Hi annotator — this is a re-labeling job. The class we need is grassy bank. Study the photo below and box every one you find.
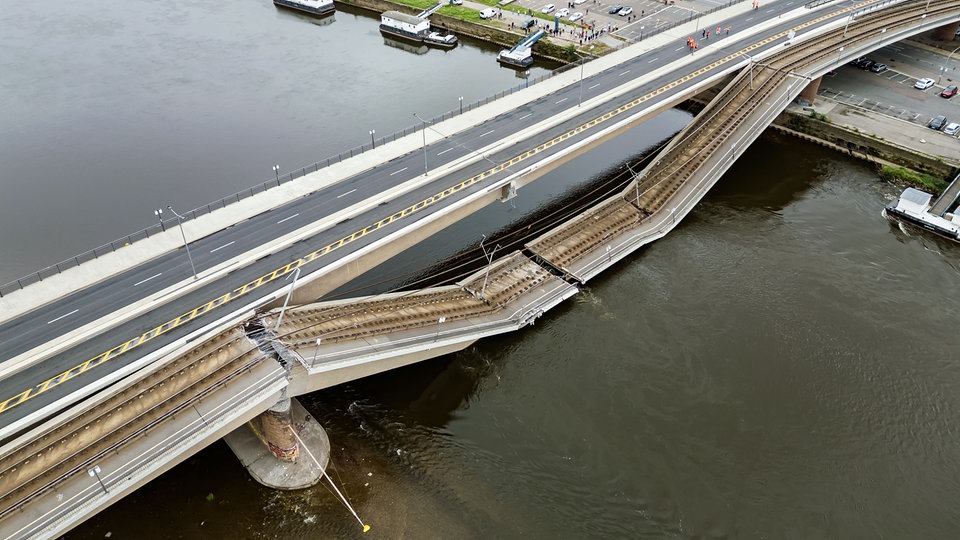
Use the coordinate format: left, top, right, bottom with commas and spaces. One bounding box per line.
880, 165, 948, 196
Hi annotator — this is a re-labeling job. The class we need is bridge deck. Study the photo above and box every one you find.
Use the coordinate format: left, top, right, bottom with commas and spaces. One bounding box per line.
266, 252, 574, 362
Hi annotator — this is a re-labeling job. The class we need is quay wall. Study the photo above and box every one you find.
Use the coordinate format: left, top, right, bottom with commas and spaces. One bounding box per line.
772, 109, 959, 180
334, 0, 573, 63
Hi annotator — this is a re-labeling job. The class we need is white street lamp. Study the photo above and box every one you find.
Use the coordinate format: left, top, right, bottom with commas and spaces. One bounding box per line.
413, 113, 429, 176
87, 465, 107, 494
576, 45, 595, 108
154, 208, 165, 232
274, 266, 301, 332
167, 205, 198, 280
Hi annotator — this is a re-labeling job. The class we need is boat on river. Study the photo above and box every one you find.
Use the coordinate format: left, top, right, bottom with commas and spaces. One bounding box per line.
424, 31, 458, 48
274, 0, 335, 17
497, 29, 545, 68
883, 187, 960, 243
380, 11, 431, 43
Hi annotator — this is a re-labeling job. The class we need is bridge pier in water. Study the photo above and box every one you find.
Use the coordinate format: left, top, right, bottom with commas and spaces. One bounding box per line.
223, 396, 330, 490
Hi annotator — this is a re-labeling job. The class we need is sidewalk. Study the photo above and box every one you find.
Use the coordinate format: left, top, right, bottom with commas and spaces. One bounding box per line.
801, 97, 960, 165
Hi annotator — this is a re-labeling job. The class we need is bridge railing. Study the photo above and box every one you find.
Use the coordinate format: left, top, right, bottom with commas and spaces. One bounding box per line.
0, 0, 747, 298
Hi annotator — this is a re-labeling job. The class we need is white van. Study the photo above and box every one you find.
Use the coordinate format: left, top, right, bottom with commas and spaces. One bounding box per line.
479, 8, 497, 19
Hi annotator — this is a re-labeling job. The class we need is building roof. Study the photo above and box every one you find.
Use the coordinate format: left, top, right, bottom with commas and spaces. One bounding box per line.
901, 187, 932, 208
382, 10, 426, 25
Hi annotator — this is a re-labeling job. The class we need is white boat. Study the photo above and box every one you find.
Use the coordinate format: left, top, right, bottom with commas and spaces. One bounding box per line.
274, 0, 335, 17
424, 31, 458, 48
380, 11, 430, 43
883, 187, 960, 243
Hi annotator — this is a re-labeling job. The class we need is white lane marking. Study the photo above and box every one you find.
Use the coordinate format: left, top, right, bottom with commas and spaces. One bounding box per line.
437, 148, 455, 156
675, 46, 684, 51
745, 16, 753, 21
588, 83, 601, 89
480, 130, 495, 137
619, 70, 631, 76
277, 213, 300, 224
210, 241, 235, 253
390, 167, 408, 176
556, 97, 568, 104
336, 189, 357, 199
47, 309, 79, 325
648, 57, 658, 63
133, 273, 163, 287
519, 113, 533, 120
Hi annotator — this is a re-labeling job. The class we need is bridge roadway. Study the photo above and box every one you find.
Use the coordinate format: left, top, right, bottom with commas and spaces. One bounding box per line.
3, 2, 960, 536
0, 1, 952, 438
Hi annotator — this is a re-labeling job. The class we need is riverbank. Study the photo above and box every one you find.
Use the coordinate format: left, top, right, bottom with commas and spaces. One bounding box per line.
334, 0, 606, 63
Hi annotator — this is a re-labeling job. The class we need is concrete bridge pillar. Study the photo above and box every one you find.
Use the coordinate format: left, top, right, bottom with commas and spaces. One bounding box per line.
257, 397, 299, 461
796, 76, 822, 107
931, 21, 959, 41
224, 397, 330, 489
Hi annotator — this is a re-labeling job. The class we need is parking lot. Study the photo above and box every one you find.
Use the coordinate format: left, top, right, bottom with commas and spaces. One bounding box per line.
814, 41, 960, 139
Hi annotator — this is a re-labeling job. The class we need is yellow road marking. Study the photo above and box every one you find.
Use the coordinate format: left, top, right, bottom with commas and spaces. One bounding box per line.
0, 3, 867, 416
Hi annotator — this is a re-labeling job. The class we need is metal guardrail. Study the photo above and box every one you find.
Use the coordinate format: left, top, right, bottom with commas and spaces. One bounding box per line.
0, 0, 746, 298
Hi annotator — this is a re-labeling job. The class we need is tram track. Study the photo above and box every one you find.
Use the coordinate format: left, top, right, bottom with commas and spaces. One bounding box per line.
1, 1, 958, 535
628, 0, 960, 215
0, 328, 272, 522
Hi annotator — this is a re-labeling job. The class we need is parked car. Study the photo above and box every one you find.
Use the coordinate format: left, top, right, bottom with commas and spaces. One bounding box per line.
847, 56, 864, 66
619, 6, 633, 16
449, 0, 463, 4
944, 122, 960, 136
556, 7, 570, 17
608, 4, 623, 13
479, 7, 497, 18
569, 11, 584, 21
940, 85, 958, 98
869, 62, 887, 73
929, 115, 948, 130
521, 18, 536, 29
574, 0, 586, 4
856, 59, 875, 70
914, 77, 935, 90
541, 3, 555, 13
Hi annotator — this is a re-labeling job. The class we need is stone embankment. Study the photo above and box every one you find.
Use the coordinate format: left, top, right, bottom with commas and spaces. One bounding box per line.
334, 0, 578, 63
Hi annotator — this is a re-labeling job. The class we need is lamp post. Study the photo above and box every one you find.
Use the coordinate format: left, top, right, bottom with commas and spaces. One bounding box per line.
274, 266, 301, 332
87, 465, 107, 494
478, 235, 500, 301
413, 113, 429, 176
835, 45, 844, 66
312, 337, 322, 365
576, 45, 595, 108
639, 25, 644, 41
369, 129, 376, 149
272, 164, 280, 184
154, 208, 165, 231
167, 205, 198, 280
459, 96, 464, 114
744, 52, 755, 90
940, 45, 960, 85
843, 14, 851, 37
